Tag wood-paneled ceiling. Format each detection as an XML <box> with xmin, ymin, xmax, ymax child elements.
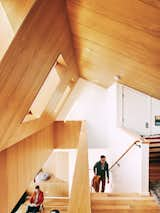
<box><xmin>66</xmin><ymin>0</ymin><xmax>160</xmax><ymax>99</ymax></box>
<box><xmin>1</xmin><ymin>0</ymin><xmax>160</xmax><ymax>99</ymax></box>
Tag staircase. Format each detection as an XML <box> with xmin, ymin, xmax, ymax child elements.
<box><xmin>150</xmin><ymin>163</ymin><xmax>160</xmax><ymax>182</ymax></box>
<box><xmin>44</xmin><ymin>193</ymin><xmax>160</xmax><ymax>213</ymax></box>
<box><xmin>18</xmin><ymin>193</ymin><xmax>160</xmax><ymax>213</ymax></box>
<box><xmin>91</xmin><ymin>193</ymin><xmax>160</xmax><ymax>213</ymax></box>
<box><xmin>44</xmin><ymin>197</ymin><xmax>69</xmax><ymax>213</ymax></box>
<box><xmin>18</xmin><ymin>134</ymin><xmax>160</xmax><ymax>212</ymax></box>
<box><xmin>144</xmin><ymin>136</ymin><xmax>160</xmax><ymax>181</ymax></box>
<box><xmin>17</xmin><ymin>197</ymin><xmax>69</xmax><ymax>213</ymax></box>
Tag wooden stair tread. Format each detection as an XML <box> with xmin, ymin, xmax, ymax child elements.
<box><xmin>92</xmin><ymin>210</ymin><xmax>160</xmax><ymax>213</ymax></box>
<box><xmin>91</xmin><ymin>193</ymin><xmax>151</xmax><ymax>198</ymax></box>
<box><xmin>91</xmin><ymin>193</ymin><xmax>159</xmax><ymax>213</ymax></box>
<box><xmin>92</xmin><ymin>205</ymin><xmax>160</xmax><ymax>211</ymax></box>
<box><xmin>91</xmin><ymin>197</ymin><xmax>154</xmax><ymax>200</ymax></box>
<box><xmin>92</xmin><ymin>205</ymin><xmax>130</xmax><ymax>209</ymax></box>
<box><xmin>18</xmin><ymin>193</ymin><xmax>159</xmax><ymax>213</ymax></box>
<box><xmin>91</xmin><ymin>192</ymin><xmax>142</xmax><ymax>196</ymax></box>
<box><xmin>44</xmin><ymin>206</ymin><xmax>68</xmax><ymax>210</ymax></box>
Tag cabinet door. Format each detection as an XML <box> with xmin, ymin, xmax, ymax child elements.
<box><xmin>122</xmin><ymin>86</ymin><xmax>151</xmax><ymax>135</ymax></box>
<box><xmin>151</xmin><ymin>98</ymin><xmax>160</xmax><ymax>135</ymax></box>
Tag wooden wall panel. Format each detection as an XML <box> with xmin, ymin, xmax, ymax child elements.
<box><xmin>54</xmin><ymin>121</ymin><xmax>82</xmax><ymax>149</ymax></box>
<box><xmin>0</xmin><ymin>150</ymin><xmax>8</xmax><ymax>212</ymax></box>
<box><xmin>7</xmin><ymin>113</ymin><xmax>53</xmax><ymax>149</ymax></box>
<box><xmin>0</xmin><ymin>0</ymin><xmax>79</xmax><ymax>151</ymax></box>
<box><xmin>0</xmin><ymin>124</ymin><xmax>54</xmax><ymax>212</ymax></box>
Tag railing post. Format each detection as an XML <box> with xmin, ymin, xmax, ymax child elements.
<box><xmin>67</xmin><ymin>121</ymin><xmax>91</xmax><ymax>213</ymax></box>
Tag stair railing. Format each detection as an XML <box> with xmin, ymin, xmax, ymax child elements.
<box><xmin>109</xmin><ymin>139</ymin><xmax>143</xmax><ymax>171</ymax></box>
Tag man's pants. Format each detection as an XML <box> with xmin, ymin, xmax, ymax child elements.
<box><xmin>95</xmin><ymin>177</ymin><xmax>106</xmax><ymax>192</ymax></box>
<box><xmin>26</xmin><ymin>205</ymin><xmax>40</xmax><ymax>213</ymax></box>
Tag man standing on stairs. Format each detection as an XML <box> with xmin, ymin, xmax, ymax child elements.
<box><xmin>93</xmin><ymin>155</ymin><xmax>109</xmax><ymax>192</ymax></box>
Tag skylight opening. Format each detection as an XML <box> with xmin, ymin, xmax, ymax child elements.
<box><xmin>0</xmin><ymin>2</ymin><xmax>14</xmax><ymax>60</ymax></box>
<box><xmin>23</xmin><ymin>54</ymin><xmax>67</xmax><ymax>123</ymax></box>
<box><xmin>54</xmin><ymin>85</ymin><xmax>72</xmax><ymax>115</ymax></box>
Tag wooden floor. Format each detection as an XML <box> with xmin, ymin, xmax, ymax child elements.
<box><xmin>44</xmin><ymin>197</ymin><xmax>69</xmax><ymax>213</ymax></box>
<box><xmin>18</xmin><ymin>193</ymin><xmax>160</xmax><ymax>213</ymax></box>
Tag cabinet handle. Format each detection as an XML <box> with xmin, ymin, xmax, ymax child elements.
<box><xmin>145</xmin><ymin>122</ymin><xmax>149</xmax><ymax>128</ymax></box>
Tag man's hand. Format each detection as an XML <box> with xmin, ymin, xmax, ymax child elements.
<box><xmin>107</xmin><ymin>179</ymin><xmax>110</xmax><ymax>184</ymax></box>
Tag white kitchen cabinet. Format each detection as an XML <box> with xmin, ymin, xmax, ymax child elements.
<box><xmin>117</xmin><ymin>84</ymin><xmax>151</xmax><ymax>135</ymax></box>
<box><xmin>117</xmin><ymin>84</ymin><xmax>160</xmax><ymax>136</ymax></box>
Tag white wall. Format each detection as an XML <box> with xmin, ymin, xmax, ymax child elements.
<box><xmin>105</xmin><ymin>84</ymin><xmax>149</xmax><ymax>193</ymax></box>
<box><xmin>121</xmin><ymin>85</ymin><xmax>151</xmax><ymax>135</ymax></box>
<box><xmin>57</xmin><ymin>78</ymin><xmax>149</xmax><ymax>193</ymax></box>
<box><xmin>43</xmin><ymin>149</ymin><xmax>77</xmax><ymax>196</ymax></box>
<box><xmin>43</xmin><ymin>150</ymin><xmax>69</xmax><ymax>182</ymax></box>
<box><xmin>141</xmin><ymin>144</ymin><xmax>149</xmax><ymax>194</ymax></box>
<box><xmin>58</xmin><ymin>78</ymin><xmax>108</xmax><ymax>148</ymax></box>
<box><xmin>68</xmin><ymin>149</ymin><xmax>77</xmax><ymax>195</ymax></box>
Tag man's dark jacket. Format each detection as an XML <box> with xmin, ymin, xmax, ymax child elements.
<box><xmin>93</xmin><ymin>161</ymin><xmax>109</xmax><ymax>179</ymax></box>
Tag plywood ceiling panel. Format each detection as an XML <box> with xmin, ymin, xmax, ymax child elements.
<box><xmin>67</xmin><ymin>0</ymin><xmax>160</xmax><ymax>99</ymax></box>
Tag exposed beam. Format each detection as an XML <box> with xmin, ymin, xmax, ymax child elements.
<box><xmin>6</xmin><ymin>60</ymin><xmax>77</xmax><ymax>148</ymax></box>
<box><xmin>0</xmin><ymin>0</ymin><xmax>79</xmax><ymax>150</ymax></box>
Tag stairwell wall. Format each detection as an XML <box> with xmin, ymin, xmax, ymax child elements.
<box><xmin>57</xmin><ymin>78</ymin><xmax>149</xmax><ymax>193</ymax></box>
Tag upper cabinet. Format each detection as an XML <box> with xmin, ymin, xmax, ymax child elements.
<box><xmin>117</xmin><ymin>84</ymin><xmax>160</xmax><ymax>136</ymax></box>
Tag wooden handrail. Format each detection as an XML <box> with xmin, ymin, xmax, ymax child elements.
<box><xmin>67</xmin><ymin>121</ymin><xmax>91</xmax><ymax>213</ymax></box>
<box><xmin>109</xmin><ymin>140</ymin><xmax>141</xmax><ymax>171</ymax></box>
